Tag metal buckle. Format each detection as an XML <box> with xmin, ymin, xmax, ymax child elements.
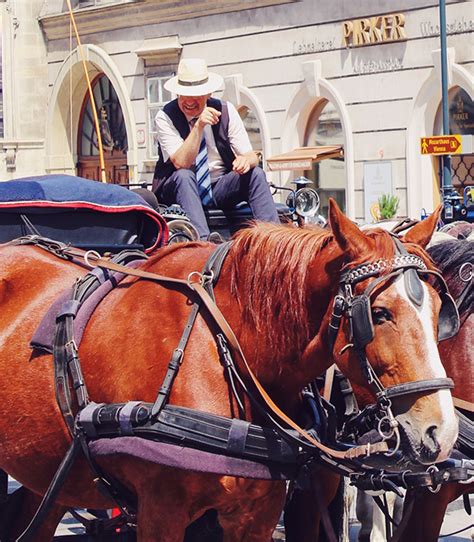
<box><xmin>426</xmin><ymin>465</ymin><xmax>441</xmax><ymax>493</ymax></box>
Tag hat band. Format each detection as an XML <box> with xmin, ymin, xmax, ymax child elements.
<box><xmin>178</xmin><ymin>76</ymin><xmax>209</xmax><ymax>87</ymax></box>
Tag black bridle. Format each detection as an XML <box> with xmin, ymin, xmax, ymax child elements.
<box><xmin>328</xmin><ymin>248</ymin><xmax>458</xmax><ymax>455</ymax></box>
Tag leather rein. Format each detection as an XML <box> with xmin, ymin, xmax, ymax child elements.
<box><xmin>73</xmin><ymin>244</ymin><xmax>387</xmax><ymax>461</ymax></box>
<box><xmin>12</xmin><ymin>235</ymin><xmax>469</xmax><ymax>541</ymax></box>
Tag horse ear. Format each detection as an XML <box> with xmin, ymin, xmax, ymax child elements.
<box><xmin>402</xmin><ymin>206</ymin><xmax>442</xmax><ymax>248</ymax></box>
<box><xmin>329</xmin><ymin>198</ymin><xmax>372</xmax><ymax>257</ymax></box>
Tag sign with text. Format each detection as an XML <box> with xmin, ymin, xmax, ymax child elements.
<box><xmin>343</xmin><ymin>13</ymin><xmax>407</xmax><ymax>47</ymax></box>
<box><xmin>420</xmin><ymin>135</ymin><xmax>462</xmax><ymax>155</ymax></box>
<box><xmin>363</xmin><ymin>161</ymin><xmax>393</xmax><ymax>223</ymax></box>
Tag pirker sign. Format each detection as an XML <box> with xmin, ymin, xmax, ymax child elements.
<box><xmin>343</xmin><ymin>14</ymin><xmax>407</xmax><ymax>47</ymax></box>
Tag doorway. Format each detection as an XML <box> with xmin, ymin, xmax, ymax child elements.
<box><xmin>77</xmin><ymin>74</ymin><xmax>129</xmax><ymax>184</ymax></box>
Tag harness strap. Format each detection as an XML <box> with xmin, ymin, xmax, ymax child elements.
<box><xmin>382</xmin><ymin>378</ymin><xmax>454</xmax><ymax>399</ymax></box>
<box><xmin>87</xmin><ymin>254</ymin><xmax>388</xmax><ymax>460</ymax></box>
<box><xmin>150</xmin><ymin>243</ymin><xmax>232</xmax><ymax>420</ymax></box>
<box><xmin>454</xmin><ymin>397</ymin><xmax>474</xmax><ymax>413</ymax></box>
<box><xmin>150</xmin><ymin>303</ymin><xmax>201</xmax><ymax>420</ymax></box>
<box><xmin>16</xmin><ymin>435</ymin><xmax>83</xmax><ymax>542</ymax></box>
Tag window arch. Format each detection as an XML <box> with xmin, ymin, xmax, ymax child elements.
<box><xmin>303</xmin><ymin>99</ymin><xmax>345</xmax><ymax>215</ymax></box>
<box><xmin>222</xmin><ymin>74</ymin><xmax>271</xmax><ymax>171</ymax></box>
<box><xmin>434</xmin><ymin>86</ymin><xmax>473</xmax><ymax>194</ymax></box>
<box><xmin>238</xmin><ymin>105</ymin><xmax>264</xmax><ymax>166</ymax></box>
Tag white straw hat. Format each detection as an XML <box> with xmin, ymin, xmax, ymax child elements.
<box><xmin>164</xmin><ymin>58</ymin><xmax>224</xmax><ymax>96</ymax></box>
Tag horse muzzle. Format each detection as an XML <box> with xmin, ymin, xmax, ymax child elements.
<box><xmin>395</xmin><ymin>391</ymin><xmax>459</xmax><ymax>464</ymax></box>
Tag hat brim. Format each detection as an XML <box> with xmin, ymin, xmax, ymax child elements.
<box><xmin>164</xmin><ymin>72</ymin><xmax>224</xmax><ymax>96</ymax></box>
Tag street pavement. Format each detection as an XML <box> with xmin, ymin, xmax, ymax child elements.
<box><xmin>7</xmin><ymin>477</ymin><xmax>474</xmax><ymax>540</ymax></box>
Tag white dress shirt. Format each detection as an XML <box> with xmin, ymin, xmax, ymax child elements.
<box><xmin>155</xmin><ymin>101</ymin><xmax>252</xmax><ymax>182</ymax></box>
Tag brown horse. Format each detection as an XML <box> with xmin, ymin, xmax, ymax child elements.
<box><xmin>305</xmin><ymin>227</ymin><xmax>473</xmax><ymax>542</ymax></box>
<box><xmin>0</xmin><ymin>201</ymin><xmax>458</xmax><ymax>541</ymax></box>
<box><xmin>285</xmin><ymin>220</ymin><xmax>470</xmax><ymax>542</ymax></box>
<box><xmin>393</xmin><ymin>228</ymin><xmax>473</xmax><ymax>541</ymax></box>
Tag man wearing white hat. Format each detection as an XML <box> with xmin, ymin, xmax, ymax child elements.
<box><xmin>152</xmin><ymin>58</ymin><xmax>279</xmax><ymax>240</ymax></box>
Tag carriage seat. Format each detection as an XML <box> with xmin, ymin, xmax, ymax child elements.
<box><xmin>205</xmin><ymin>202</ymin><xmax>291</xmax><ymax>237</ymax></box>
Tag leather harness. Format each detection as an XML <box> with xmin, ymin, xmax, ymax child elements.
<box><xmin>10</xmin><ymin>234</ymin><xmax>473</xmax><ymax>541</ymax></box>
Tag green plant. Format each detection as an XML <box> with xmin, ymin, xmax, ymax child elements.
<box><xmin>378</xmin><ymin>194</ymin><xmax>399</xmax><ymax>219</ymax></box>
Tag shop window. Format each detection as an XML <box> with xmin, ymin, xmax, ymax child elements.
<box><xmin>147</xmin><ymin>75</ymin><xmax>173</xmax><ymax>158</ymax></box>
<box><xmin>77</xmin><ymin>74</ymin><xmax>128</xmax><ymax>183</ymax></box>
<box><xmin>304</xmin><ymin>100</ymin><xmax>345</xmax><ymax>216</ymax></box>
<box><xmin>79</xmin><ymin>74</ymin><xmax>127</xmax><ymax>156</ymax></box>
<box><xmin>435</xmin><ymin>87</ymin><xmax>474</xmax><ymax>194</ymax></box>
<box><xmin>238</xmin><ymin>106</ymin><xmax>263</xmax><ymax>162</ymax></box>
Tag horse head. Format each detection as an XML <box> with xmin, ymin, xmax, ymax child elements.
<box><xmin>326</xmin><ymin>201</ymin><xmax>458</xmax><ymax>464</ymax></box>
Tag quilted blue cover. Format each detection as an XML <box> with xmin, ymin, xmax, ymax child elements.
<box><xmin>0</xmin><ymin>175</ymin><xmax>168</xmax><ymax>251</ymax></box>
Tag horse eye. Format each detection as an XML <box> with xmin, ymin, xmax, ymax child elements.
<box><xmin>372</xmin><ymin>307</ymin><xmax>392</xmax><ymax>324</ymax></box>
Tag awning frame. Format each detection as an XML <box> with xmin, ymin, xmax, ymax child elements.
<box><xmin>266</xmin><ymin>145</ymin><xmax>344</xmax><ymax>171</ymax></box>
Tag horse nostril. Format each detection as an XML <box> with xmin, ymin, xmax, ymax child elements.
<box><xmin>424</xmin><ymin>425</ymin><xmax>441</xmax><ymax>455</ymax></box>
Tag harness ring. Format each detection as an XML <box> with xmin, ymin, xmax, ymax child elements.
<box><xmin>187</xmin><ymin>271</ymin><xmax>204</xmax><ymax>287</ymax></box>
<box><xmin>426</xmin><ymin>465</ymin><xmax>441</xmax><ymax>493</ymax></box>
<box><xmin>84</xmin><ymin>250</ymin><xmax>101</xmax><ymax>268</ymax></box>
<box><xmin>459</xmin><ymin>262</ymin><xmax>473</xmax><ymax>282</ymax></box>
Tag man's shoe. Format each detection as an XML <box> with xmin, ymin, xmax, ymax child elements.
<box><xmin>207</xmin><ymin>231</ymin><xmax>225</xmax><ymax>244</ymax></box>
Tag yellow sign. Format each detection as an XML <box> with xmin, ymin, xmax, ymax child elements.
<box><xmin>420</xmin><ymin>135</ymin><xmax>463</xmax><ymax>155</ymax></box>
<box><xmin>343</xmin><ymin>14</ymin><xmax>407</xmax><ymax>47</ymax></box>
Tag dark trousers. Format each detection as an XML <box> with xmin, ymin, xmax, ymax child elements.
<box><xmin>157</xmin><ymin>167</ymin><xmax>279</xmax><ymax>239</ymax></box>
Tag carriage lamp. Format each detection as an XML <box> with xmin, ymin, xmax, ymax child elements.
<box><xmin>294</xmin><ymin>188</ymin><xmax>320</xmax><ymax>218</ymax></box>
<box><xmin>441</xmin><ymin>191</ymin><xmax>467</xmax><ymax>224</ymax></box>
<box><xmin>286</xmin><ymin>176</ymin><xmax>321</xmax><ymax>220</ymax></box>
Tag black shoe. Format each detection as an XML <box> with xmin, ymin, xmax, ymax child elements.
<box><xmin>207</xmin><ymin>232</ymin><xmax>225</xmax><ymax>244</ymax></box>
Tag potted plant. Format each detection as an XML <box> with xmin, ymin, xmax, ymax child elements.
<box><xmin>378</xmin><ymin>193</ymin><xmax>399</xmax><ymax>220</ymax></box>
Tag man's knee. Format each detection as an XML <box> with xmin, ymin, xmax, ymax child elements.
<box><xmin>173</xmin><ymin>169</ymin><xmax>197</xmax><ymax>186</ymax></box>
<box><xmin>248</xmin><ymin>166</ymin><xmax>268</xmax><ymax>186</ymax></box>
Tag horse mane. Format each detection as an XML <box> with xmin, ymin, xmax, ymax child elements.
<box><xmin>228</xmin><ymin>222</ymin><xmax>417</xmax><ymax>361</ymax></box>
<box><xmin>428</xmin><ymin>232</ymin><xmax>474</xmax><ymax>318</ymax></box>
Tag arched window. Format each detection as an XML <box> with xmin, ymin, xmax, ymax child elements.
<box><xmin>434</xmin><ymin>87</ymin><xmax>474</xmax><ymax>194</ymax></box>
<box><xmin>238</xmin><ymin>106</ymin><xmax>263</xmax><ymax>166</ymax></box>
<box><xmin>304</xmin><ymin>100</ymin><xmax>345</xmax><ymax>215</ymax></box>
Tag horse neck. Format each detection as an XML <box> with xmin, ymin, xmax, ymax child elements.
<box><xmin>220</xmin><ymin>238</ymin><xmax>344</xmax><ymax>398</ymax></box>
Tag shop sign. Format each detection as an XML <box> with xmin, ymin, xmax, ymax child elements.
<box><xmin>420</xmin><ymin>17</ymin><xmax>474</xmax><ymax>37</ymax></box>
<box><xmin>420</xmin><ymin>135</ymin><xmax>462</xmax><ymax>155</ymax></box>
<box><xmin>343</xmin><ymin>13</ymin><xmax>407</xmax><ymax>47</ymax></box>
<box><xmin>293</xmin><ymin>37</ymin><xmax>337</xmax><ymax>55</ymax></box>
<box><xmin>353</xmin><ymin>57</ymin><xmax>403</xmax><ymax>74</ymax></box>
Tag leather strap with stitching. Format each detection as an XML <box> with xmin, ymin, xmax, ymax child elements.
<box><xmin>87</xmin><ymin>254</ymin><xmax>388</xmax><ymax>460</ymax></box>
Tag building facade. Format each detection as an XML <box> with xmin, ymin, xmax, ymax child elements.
<box><xmin>0</xmin><ymin>0</ymin><xmax>472</xmax><ymax>221</ymax></box>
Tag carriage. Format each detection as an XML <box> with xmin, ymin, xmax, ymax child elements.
<box><xmin>0</xmin><ymin>174</ymin><xmax>472</xmax><ymax>542</ymax></box>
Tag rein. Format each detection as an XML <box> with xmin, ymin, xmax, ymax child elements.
<box><xmin>12</xmin><ymin>234</ymin><xmax>470</xmax><ymax>541</ymax></box>
<box><xmin>82</xmin><ymin>248</ymin><xmax>387</xmax><ymax>461</ymax></box>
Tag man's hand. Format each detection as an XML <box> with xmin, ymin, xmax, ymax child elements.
<box><xmin>232</xmin><ymin>151</ymin><xmax>259</xmax><ymax>175</ymax></box>
<box><xmin>196</xmin><ymin>107</ymin><xmax>221</xmax><ymax>128</ymax></box>
<box><xmin>232</xmin><ymin>155</ymin><xmax>251</xmax><ymax>175</ymax></box>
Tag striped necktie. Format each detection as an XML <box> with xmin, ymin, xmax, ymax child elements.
<box><xmin>195</xmin><ymin>135</ymin><xmax>212</xmax><ymax>206</ymax></box>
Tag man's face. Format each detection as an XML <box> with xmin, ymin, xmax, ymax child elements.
<box><xmin>177</xmin><ymin>94</ymin><xmax>210</xmax><ymax>119</ymax></box>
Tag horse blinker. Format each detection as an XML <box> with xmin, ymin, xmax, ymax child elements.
<box><xmin>350</xmin><ymin>295</ymin><xmax>374</xmax><ymax>348</ymax></box>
